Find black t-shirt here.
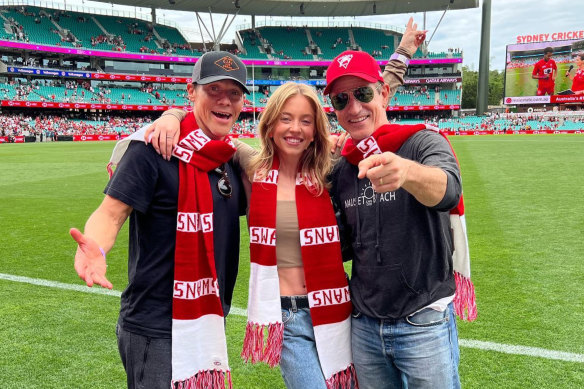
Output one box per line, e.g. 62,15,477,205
105,141,245,338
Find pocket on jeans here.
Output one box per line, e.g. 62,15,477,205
405,307,449,327
138,337,151,384
281,309,294,325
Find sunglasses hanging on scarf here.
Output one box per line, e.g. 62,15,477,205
213,163,232,198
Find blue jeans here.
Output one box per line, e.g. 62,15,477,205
351,303,460,389
280,307,327,389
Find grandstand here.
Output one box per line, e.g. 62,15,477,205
0,5,195,55
2,2,582,145
1,5,463,120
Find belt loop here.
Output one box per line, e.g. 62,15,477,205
291,296,298,312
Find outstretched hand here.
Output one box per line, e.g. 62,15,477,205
398,17,427,56
143,115,181,161
70,228,113,289
357,152,412,193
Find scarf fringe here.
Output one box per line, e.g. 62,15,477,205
172,370,232,389
453,271,477,322
241,321,284,367
325,364,358,389
106,162,114,179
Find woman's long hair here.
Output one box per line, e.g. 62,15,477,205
249,82,332,195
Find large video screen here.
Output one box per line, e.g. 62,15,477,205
504,39,584,104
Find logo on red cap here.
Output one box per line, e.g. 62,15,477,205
337,54,353,69
215,56,239,72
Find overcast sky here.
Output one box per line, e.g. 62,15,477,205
56,0,582,70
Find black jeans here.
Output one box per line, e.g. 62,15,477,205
116,323,171,389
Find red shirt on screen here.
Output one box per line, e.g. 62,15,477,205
572,69,584,92
532,59,557,87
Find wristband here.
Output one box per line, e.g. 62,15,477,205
99,247,106,261
389,53,410,66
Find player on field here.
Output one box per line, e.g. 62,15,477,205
532,47,557,96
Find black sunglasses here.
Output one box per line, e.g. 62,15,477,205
330,84,382,111
213,164,232,199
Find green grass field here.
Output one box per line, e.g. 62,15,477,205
505,63,573,97
1,136,583,388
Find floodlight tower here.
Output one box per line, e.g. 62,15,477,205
476,0,491,115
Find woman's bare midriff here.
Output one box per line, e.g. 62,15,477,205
278,266,307,295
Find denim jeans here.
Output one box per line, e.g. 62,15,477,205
280,307,327,389
116,323,171,389
351,303,460,389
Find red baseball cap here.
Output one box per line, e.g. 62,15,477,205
323,50,384,95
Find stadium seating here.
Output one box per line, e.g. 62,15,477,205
0,6,195,56
0,6,463,62
239,29,264,58
309,27,350,59
154,89,189,105
153,24,196,56
51,10,115,51
438,90,461,105
2,7,68,46
92,14,156,53
351,27,394,58
390,89,436,106
259,27,310,59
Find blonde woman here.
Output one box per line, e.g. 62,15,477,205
145,83,356,388
240,82,355,388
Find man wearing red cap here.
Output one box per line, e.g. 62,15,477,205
326,23,466,389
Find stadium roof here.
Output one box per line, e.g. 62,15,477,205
97,0,479,17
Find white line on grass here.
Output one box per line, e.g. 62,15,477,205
1,273,582,363
458,339,584,364
0,273,249,315
0,272,122,296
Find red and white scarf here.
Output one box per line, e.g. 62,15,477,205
242,157,357,389
341,123,477,321
171,112,236,388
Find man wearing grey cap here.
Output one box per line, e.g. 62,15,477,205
69,51,250,389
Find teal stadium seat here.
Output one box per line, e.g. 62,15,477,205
240,29,264,59
439,90,461,105
3,7,69,46
389,90,435,106
258,27,309,60
92,14,159,53
51,10,115,51
309,27,350,60
0,83,20,100
153,89,189,105
98,87,154,104
153,24,198,57
351,28,394,59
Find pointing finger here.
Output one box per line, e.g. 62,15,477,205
358,155,384,179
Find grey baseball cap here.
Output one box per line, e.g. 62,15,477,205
192,51,250,94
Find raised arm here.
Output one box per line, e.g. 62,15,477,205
383,17,427,99
70,195,132,289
